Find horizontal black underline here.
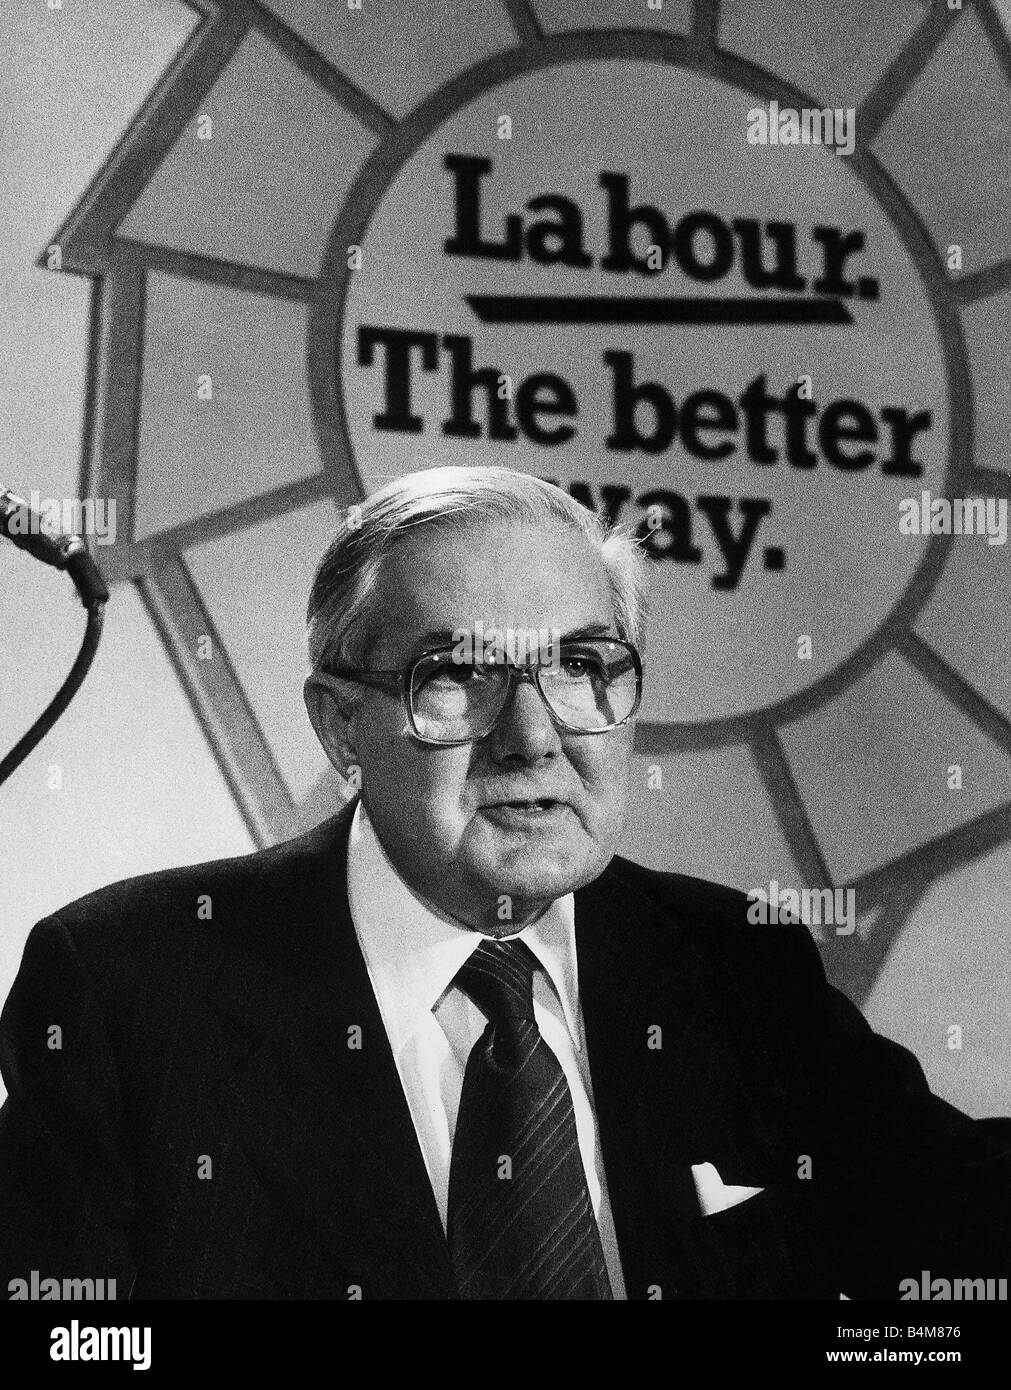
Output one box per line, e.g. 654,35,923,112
465,294,853,325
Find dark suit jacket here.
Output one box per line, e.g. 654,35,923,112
1,799,1008,1299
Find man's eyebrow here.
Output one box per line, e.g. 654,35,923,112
408,622,615,650
402,629,465,657
559,623,615,640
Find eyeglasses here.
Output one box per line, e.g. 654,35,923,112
326,636,643,746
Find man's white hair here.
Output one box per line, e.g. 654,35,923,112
306,466,650,687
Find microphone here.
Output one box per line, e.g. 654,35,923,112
1,488,109,607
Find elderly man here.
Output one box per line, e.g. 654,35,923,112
0,465,1007,1301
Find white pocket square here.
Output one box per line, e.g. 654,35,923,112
691,1161,764,1215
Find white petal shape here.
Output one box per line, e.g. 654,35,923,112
961,291,1011,477
864,841,1011,1117
533,0,689,34
874,7,1011,274
779,648,1011,882
135,274,321,540
259,0,516,119
118,30,375,277
619,745,804,891
915,536,1011,724
185,500,343,802
721,0,926,108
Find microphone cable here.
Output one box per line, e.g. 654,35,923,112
0,488,110,787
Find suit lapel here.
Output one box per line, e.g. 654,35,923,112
206,802,456,1299
576,858,841,1299
575,859,711,1299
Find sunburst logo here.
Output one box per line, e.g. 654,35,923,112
45,0,1011,1007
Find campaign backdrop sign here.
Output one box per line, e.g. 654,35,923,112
331,61,948,727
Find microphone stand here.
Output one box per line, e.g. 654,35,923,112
0,489,110,787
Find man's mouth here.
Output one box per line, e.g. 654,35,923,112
481,798,567,822
489,798,560,810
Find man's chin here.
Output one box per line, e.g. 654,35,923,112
464,835,602,907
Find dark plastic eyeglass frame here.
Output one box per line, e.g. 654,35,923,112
326,637,644,747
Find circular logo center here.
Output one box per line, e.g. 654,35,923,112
337,58,949,726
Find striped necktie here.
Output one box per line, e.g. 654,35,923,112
446,938,613,1300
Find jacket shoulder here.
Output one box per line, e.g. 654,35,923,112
36,813,347,951
604,852,753,923
598,852,818,973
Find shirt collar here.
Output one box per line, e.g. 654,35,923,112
346,799,581,1058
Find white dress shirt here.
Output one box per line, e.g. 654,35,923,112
346,799,627,1299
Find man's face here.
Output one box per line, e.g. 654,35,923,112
323,519,636,935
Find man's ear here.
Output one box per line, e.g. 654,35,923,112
304,672,360,780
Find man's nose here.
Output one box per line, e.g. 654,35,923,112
485,673,561,762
